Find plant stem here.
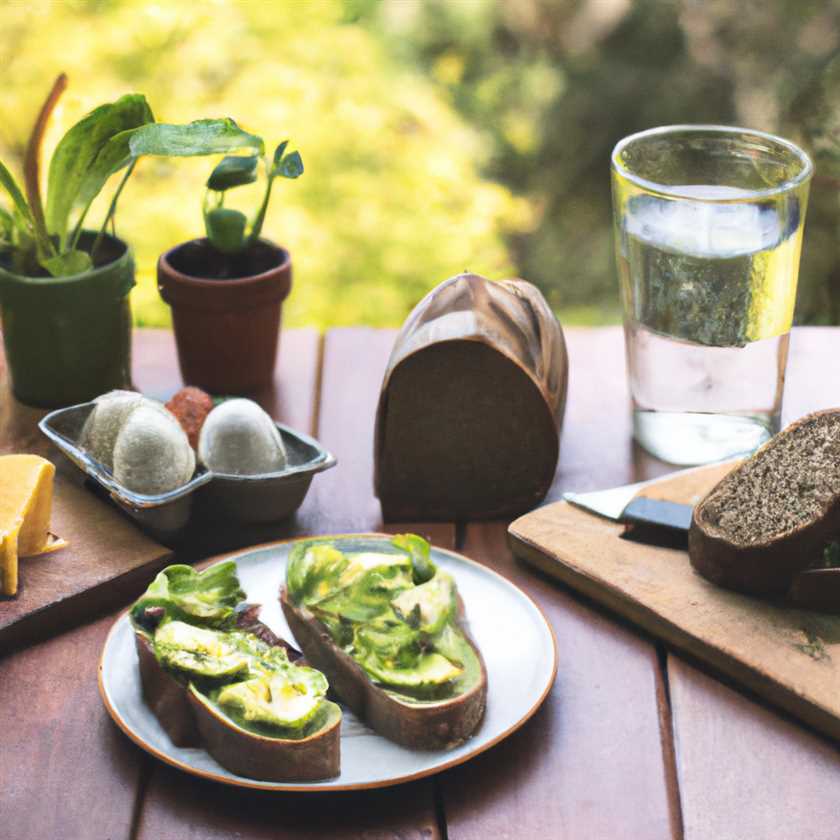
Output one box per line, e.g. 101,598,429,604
69,200,93,251
23,73,67,260
248,156,274,246
92,159,135,261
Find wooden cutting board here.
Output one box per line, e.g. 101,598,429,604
508,463,840,744
0,380,172,654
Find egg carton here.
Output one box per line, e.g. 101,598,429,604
39,401,337,544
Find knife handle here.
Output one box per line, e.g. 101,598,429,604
621,497,693,533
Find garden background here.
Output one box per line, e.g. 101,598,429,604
3,0,840,329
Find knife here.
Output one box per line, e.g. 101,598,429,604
563,465,840,611
562,469,701,533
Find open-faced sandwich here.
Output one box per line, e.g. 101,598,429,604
280,534,487,750
131,562,341,781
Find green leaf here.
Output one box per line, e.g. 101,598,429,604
130,561,246,629
74,126,146,220
272,141,289,167
128,118,264,158
0,205,13,243
0,159,33,229
46,94,155,245
287,542,349,607
204,206,248,253
276,150,304,179
41,249,93,277
207,155,259,191
392,534,436,584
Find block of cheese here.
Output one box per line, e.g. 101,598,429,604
0,455,66,596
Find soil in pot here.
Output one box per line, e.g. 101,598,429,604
165,239,281,281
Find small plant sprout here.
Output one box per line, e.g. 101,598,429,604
203,142,304,254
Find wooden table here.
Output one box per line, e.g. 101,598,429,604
4,325,840,840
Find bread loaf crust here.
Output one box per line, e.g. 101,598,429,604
689,409,840,596
374,273,567,521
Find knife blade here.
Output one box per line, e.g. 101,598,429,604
561,461,730,533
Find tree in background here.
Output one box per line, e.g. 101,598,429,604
0,0,527,327
371,0,840,325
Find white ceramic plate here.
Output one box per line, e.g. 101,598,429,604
98,534,557,791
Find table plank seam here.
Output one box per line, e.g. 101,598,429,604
433,775,450,840
309,329,326,437
128,752,153,840
656,643,685,840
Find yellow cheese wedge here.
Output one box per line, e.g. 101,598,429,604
0,454,67,596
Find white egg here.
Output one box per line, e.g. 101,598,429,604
198,399,286,476
79,390,145,470
112,404,196,494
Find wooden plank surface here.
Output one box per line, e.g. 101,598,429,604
135,326,446,840
296,328,398,534
668,656,840,840
438,529,677,839
0,609,147,840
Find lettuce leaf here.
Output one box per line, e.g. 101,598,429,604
130,561,245,630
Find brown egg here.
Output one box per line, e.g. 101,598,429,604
166,387,214,450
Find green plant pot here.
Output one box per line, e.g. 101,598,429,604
0,232,134,408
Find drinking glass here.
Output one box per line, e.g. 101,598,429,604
611,125,813,464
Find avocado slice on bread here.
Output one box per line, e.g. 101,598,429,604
281,534,487,750
131,563,340,781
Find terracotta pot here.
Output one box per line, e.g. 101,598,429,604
157,238,292,394
0,232,133,408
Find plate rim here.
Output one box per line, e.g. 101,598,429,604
98,532,558,792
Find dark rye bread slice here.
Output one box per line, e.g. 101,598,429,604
187,684,340,782
689,409,840,596
280,587,487,750
133,606,340,781
374,273,567,521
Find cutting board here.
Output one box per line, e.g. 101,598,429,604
0,381,172,654
508,463,840,744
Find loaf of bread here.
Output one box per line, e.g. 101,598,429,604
374,273,567,521
689,409,840,596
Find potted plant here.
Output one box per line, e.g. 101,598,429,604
157,140,304,394
0,74,263,408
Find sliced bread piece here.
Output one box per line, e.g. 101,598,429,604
281,588,487,750
689,409,840,595
130,564,341,781
281,534,488,750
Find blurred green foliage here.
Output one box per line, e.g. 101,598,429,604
369,0,840,326
0,0,527,328
3,0,840,329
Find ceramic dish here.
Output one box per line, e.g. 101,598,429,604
39,402,336,543
98,534,557,791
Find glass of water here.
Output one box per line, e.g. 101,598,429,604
611,125,813,465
